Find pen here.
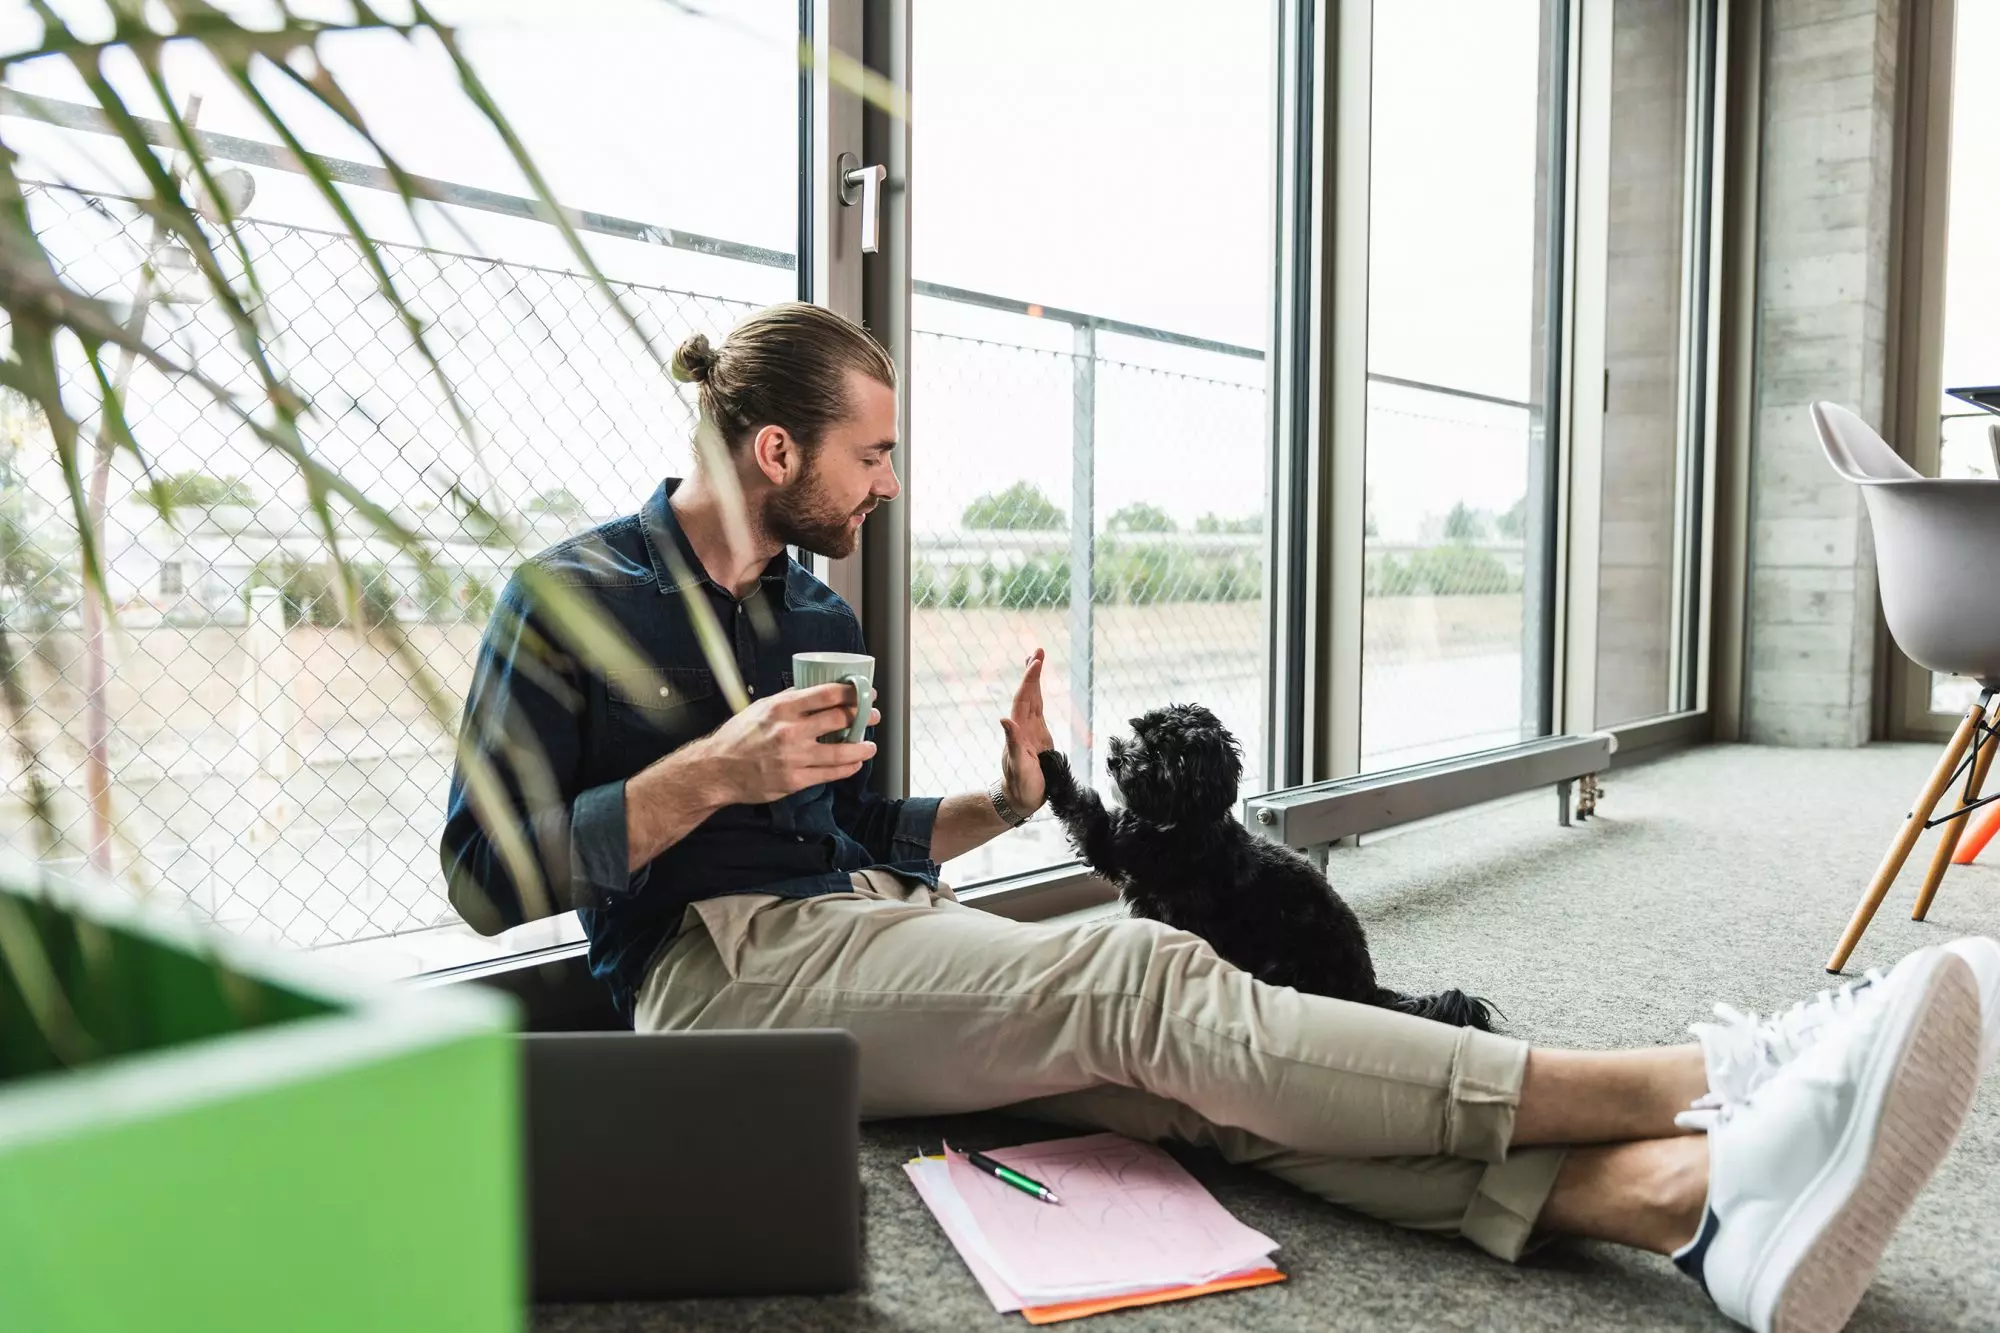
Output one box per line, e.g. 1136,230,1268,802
963,1148,1062,1205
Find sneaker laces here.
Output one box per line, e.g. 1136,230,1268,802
1676,1088,1736,1132
1676,1093,1736,1133
1678,968,1887,1133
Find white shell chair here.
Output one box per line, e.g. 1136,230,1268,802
1815,401,2000,973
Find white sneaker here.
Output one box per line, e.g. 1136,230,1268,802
1944,936,2000,1070
1679,937,2000,1131
1671,948,1982,1332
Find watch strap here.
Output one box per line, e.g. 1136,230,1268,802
989,780,1029,828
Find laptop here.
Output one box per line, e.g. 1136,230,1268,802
1945,387,2000,474
1947,385,2000,415
521,1029,862,1301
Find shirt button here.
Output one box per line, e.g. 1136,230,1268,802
657,686,670,698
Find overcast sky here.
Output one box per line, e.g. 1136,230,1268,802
0,1,1765,544
11,1,1987,514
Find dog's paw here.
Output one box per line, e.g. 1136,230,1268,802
1037,749,1079,808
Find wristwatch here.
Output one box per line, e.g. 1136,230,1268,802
989,780,1030,829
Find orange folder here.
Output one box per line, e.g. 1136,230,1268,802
1019,1267,1287,1324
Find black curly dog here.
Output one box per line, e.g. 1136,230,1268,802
1037,703,1499,1030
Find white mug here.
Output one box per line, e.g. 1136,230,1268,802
792,651,874,744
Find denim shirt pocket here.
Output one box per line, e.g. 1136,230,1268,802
605,666,722,748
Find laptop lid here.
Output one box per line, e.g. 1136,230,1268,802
522,1029,860,1301
1946,385,2000,415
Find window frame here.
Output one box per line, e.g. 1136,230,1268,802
1564,0,1727,739
920,0,1738,917
0,1,1749,973
421,0,1750,984
1880,0,1963,743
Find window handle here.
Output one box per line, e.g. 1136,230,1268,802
838,152,887,254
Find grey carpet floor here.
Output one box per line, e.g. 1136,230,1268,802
537,743,2000,1332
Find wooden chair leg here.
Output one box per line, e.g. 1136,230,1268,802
1951,800,2000,865
1915,705,1999,920
1826,702,1984,973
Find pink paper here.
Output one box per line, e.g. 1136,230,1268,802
904,1156,1027,1312
942,1132,1278,1299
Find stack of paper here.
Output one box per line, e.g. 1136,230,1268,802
903,1131,1284,1323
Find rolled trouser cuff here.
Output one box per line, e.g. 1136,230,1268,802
1445,1026,1533,1162
1460,1145,1568,1261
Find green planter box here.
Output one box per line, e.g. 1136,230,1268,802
0,863,521,1332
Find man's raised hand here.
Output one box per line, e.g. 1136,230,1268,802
998,648,1055,816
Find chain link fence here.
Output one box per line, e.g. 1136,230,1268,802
904,318,1541,877
1,179,749,950
905,323,1271,883
1,170,1541,943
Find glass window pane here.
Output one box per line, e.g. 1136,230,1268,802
1929,1,2000,712
0,4,802,957
1362,0,1561,770
1594,0,1700,729
910,1,1276,885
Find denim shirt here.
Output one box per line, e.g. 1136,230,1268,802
440,479,941,1018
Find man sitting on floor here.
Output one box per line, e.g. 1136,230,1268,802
442,302,2000,1333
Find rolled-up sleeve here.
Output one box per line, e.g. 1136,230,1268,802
441,574,645,934
834,787,942,865
570,778,651,904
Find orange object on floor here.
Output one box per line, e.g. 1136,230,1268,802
1953,802,2000,865
1020,1268,1287,1324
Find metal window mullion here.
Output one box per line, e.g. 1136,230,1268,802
1708,0,1763,741
1319,0,1370,785
1560,0,1613,735
797,0,816,302
1687,0,1727,717
1069,322,1096,776
812,0,867,322
1885,0,1960,739
1523,0,1578,743
812,0,869,601
1545,0,1588,738
1665,0,1714,714
1266,0,1326,792
858,0,913,797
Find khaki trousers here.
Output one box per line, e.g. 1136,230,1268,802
634,870,1567,1261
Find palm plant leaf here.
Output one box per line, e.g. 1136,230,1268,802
415,5,762,615
0,0,875,1062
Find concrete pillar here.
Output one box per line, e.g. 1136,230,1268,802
1745,0,1903,745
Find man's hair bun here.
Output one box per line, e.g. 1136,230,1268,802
666,304,895,451
671,332,718,384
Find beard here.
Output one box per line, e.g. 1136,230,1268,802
764,459,875,559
